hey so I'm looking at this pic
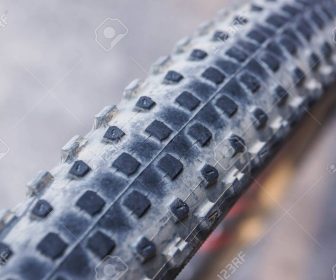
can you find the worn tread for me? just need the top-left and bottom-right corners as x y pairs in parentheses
(1, 0), (336, 279)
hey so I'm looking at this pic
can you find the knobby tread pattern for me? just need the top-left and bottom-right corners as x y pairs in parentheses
(0, 0), (336, 279)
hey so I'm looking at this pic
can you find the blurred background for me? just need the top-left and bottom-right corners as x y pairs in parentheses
(0, 0), (230, 207)
(0, 0), (335, 279)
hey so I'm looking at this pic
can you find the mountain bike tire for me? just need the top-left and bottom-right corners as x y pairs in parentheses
(1, 0), (336, 279)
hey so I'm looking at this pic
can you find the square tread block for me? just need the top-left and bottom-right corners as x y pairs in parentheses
(76, 190), (106, 216)
(229, 135), (246, 157)
(266, 41), (283, 57)
(188, 123), (212, 146)
(226, 47), (248, 63)
(103, 126), (125, 142)
(169, 198), (189, 222)
(215, 95), (238, 117)
(252, 108), (268, 129)
(266, 14), (286, 28)
(292, 67), (306, 87)
(321, 42), (333, 60)
(135, 237), (156, 263)
(237, 40), (259, 54)
(260, 52), (280, 72)
(282, 4), (300, 16)
(311, 10), (325, 29)
(123, 190), (151, 218)
(163, 70), (184, 84)
(87, 231), (115, 259)
(189, 49), (208, 60)
(280, 36), (297, 55)
(274, 86), (289, 106)
(215, 59), (239, 76)
(0, 242), (12, 264)
(37, 233), (68, 260)
(213, 30), (229, 42)
(201, 67), (225, 85)
(251, 4), (263, 12)
(69, 160), (91, 178)
(201, 164), (219, 185)
(135, 96), (156, 111)
(239, 72), (261, 93)
(112, 153), (140, 176)
(145, 120), (172, 141)
(175, 91), (200, 111)
(32, 199), (53, 218)
(283, 28), (301, 44)
(309, 53), (320, 71)
(247, 29), (267, 44)
(157, 154), (183, 180)
(297, 19), (312, 41)
(258, 25), (275, 37)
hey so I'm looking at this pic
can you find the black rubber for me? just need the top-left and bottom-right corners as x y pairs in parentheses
(0, 0), (336, 279)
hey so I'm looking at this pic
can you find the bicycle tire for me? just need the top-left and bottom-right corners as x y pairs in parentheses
(0, 0), (336, 279)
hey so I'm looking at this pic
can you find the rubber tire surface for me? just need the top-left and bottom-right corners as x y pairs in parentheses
(1, 0), (336, 279)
